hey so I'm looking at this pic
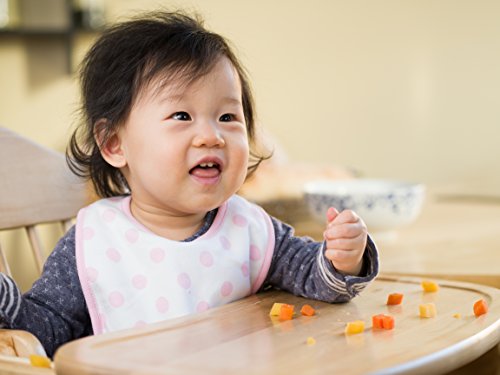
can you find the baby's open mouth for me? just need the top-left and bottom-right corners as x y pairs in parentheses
(189, 162), (221, 178)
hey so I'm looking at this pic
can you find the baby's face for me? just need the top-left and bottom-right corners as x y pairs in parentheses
(115, 57), (249, 216)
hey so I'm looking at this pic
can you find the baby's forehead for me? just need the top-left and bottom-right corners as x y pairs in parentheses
(136, 58), (239, 103)
(134, 71), (194, 104)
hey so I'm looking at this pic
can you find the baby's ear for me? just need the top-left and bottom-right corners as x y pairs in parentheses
(94, 119), (127, 168)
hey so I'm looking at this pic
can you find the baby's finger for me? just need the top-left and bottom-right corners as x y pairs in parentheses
(325, 233), (366, 250)
(326, 207), (339, 223)
(331, 209), (360, 225)
(324, 221), (366, 240)
(324, 248), (362, 264)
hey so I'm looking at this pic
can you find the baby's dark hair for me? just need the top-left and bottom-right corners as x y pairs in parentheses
(67, 11), (268, 198)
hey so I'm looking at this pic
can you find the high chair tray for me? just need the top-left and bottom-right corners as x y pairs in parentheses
(54, 276), (499, 375)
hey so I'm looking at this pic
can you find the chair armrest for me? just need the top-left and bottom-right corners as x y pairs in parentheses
(0, 330), (46, 358)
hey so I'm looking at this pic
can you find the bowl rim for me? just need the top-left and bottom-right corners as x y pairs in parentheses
(303, 178), (426, 196)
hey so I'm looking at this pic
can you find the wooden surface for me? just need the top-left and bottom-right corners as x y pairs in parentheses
(0, 127), (88, 276)
(292, 192), (500, 288)
(54, 276), (500, 375)
(0, 127), (88, 230)
(0, 356), (53, 375)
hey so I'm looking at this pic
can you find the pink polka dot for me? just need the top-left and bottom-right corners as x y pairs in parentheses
(150, 247), (165, 263)
(220, 281), (233, 297)
(102, 208), (116, 222)
(106, 248), (121, 262)
(177, 273), (191, 290)
(232, 214), (248, 227)
(156, 297), (169, 313)
(134, 321), (147, 329)
(125, 228), (139, 243)
(109, 291), (124, 307)
(250, 244), (261, 261)
(83, 227), (94, 240)
(219, 236), (231, 250)
(241, 262), (250, 277)
(196, 301), (210, 313)
(87, 267), (99, 282)
(199, 251), (214, 267)
(132, 274), (148, 289)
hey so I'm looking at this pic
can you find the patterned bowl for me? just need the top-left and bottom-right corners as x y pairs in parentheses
(303, 179), (426, 233)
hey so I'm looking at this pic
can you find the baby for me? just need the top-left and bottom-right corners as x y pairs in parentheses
(0, 11), (378, 357)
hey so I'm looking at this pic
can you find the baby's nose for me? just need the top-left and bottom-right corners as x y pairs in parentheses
(192, 121), (225, 148)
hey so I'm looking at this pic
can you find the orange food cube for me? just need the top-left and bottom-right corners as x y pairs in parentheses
(300, 304), (316, 316)
(382, 315), (395, 329)
(372, 314), (395, 330)
(372, 314), (384, 329)
(345, 320), (365, 334)
(473, 299), (488, 317)
(419, 303), (437, 318)
(269, 303), (284, 316)
(386, 293), (404, 305)
(279, 304), (295, 321)
(29, 354), (51, 368)
(421, 280), (439, 292)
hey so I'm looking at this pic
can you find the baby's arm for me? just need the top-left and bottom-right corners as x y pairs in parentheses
(262, 216), (378, 303)
(0, 227), (92, 357)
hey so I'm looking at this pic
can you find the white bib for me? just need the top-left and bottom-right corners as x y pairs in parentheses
(75, 195), (274, 334)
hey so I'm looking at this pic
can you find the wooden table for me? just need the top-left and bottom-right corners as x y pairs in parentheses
(54, 276), (499, 374)
(293, 191), (500, 288)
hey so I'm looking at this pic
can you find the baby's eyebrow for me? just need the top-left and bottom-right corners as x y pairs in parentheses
(155, 92), (184, 104)
(222, 96), (243, 106)
(155, 93), (242, 107)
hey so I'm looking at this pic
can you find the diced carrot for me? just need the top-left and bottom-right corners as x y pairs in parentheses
(473, 299), (488, 317)
(421, 280), (439, 292)
(269, 303), (284, 316)
(382, 315), (395, 329)
(386, 293), (404, 305)
(419, 303), (437, 318)
(300, 304), (316, 316)
(279, 304), (295, 321)
(372, 314), (395, 330)
(372, 314), (385, 329)
(345, 320), (365, 334)
(29, 355), (51, 368)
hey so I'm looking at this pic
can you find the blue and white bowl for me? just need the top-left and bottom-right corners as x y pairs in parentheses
(303, 179), (426, 233)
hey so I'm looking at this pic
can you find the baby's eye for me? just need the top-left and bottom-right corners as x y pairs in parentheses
(172, 112), (191, 121)
(219, 114), (234, 122)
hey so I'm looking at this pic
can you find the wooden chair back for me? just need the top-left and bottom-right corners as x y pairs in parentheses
(0, 127), (88, 277)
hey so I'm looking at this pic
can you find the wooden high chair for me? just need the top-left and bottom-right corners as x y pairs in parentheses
(0, 127), (88, 374)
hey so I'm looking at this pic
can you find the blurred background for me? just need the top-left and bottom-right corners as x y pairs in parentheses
(1, 0), (500, 289)
(1, 0), (499, 185)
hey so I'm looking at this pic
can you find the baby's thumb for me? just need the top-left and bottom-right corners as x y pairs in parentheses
(326, 207), (339, 223)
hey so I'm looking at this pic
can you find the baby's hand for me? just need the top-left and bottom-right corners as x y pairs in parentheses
(323, 207), (367, 276)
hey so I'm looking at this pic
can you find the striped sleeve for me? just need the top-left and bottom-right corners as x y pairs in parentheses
(316, 237), (378, 298)
(0, 273), (22, 327)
